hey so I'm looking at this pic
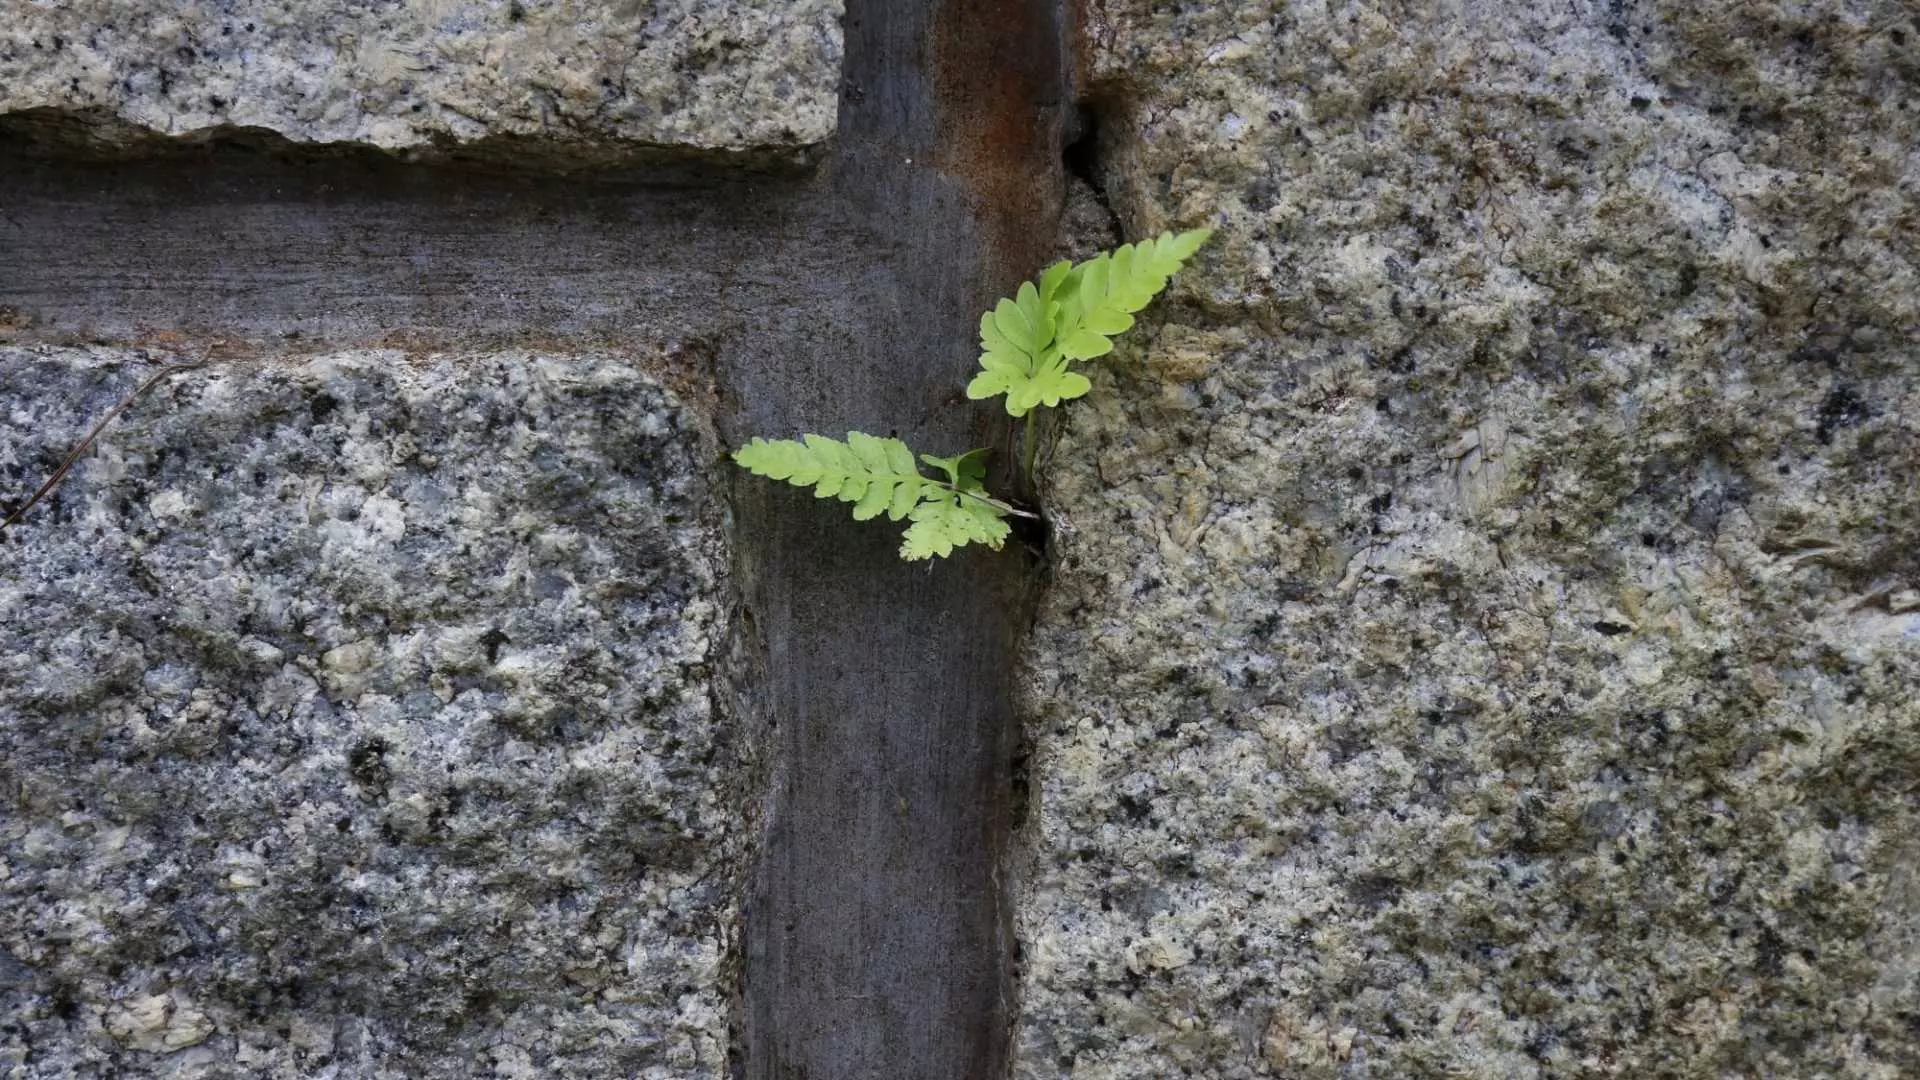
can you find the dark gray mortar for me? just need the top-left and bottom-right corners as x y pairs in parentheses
(1015, 1), (1920, 1077)
(0, 347), (731, 1077)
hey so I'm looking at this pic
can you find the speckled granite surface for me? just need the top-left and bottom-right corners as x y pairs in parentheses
(0, 348), (732, 1077)
(1015, 1), (1920, 1076)
(0, 0), (842, 151)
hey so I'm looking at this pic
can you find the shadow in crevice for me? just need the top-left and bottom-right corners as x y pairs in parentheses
(0, 107), (825, 177)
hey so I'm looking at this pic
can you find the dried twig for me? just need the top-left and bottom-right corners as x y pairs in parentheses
(1, 354), (210, 532)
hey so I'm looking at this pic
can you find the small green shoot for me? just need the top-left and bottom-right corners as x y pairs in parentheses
(733, 229), (1212, 560)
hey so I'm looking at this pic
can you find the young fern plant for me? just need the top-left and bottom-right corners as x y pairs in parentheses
(732, 434), (1024, 560)
(733, 228), (1212, 560)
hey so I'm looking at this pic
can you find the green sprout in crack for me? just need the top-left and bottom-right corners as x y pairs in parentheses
(734, 228), (1212, 560)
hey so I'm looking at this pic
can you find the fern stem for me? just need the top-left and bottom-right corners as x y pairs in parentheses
(1020, 412), (1038, 498)
(945, 481), (1038, 519)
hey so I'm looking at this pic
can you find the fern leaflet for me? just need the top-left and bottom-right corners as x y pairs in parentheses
(902, 491), (1012, 560)
(732, 432), (930, 521)
(1054, 228), (1212, 361)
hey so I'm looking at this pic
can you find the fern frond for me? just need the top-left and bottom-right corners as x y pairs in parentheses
(965, 264), (1103, 417)
(1054, 228), (1212, 361)
(965, 274), (1087, 418)
(900, 490), (1012, 561)
(901, 449), (1014, 559)
(968, 230), (1212, 417)
(733, 432), (929, 521)
(968, 347), (1092, 418)
(735, 433), (1013, 560)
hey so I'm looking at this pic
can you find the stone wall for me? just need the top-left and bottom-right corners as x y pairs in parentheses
(1016, 1), (1920, 1077)
(4, 1), (1919, 1077)
(1, 5), (842, 1072)
(0, 1), (842, 151)
(0, 350), (730, 1077)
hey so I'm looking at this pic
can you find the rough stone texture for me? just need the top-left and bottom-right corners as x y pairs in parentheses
(0, 1), (842, 151)
(1017, 2), (1920, 1077)
(0, 348), (732, 1077)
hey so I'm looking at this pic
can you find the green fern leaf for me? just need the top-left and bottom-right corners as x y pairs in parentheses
(964, 265), (1095, 417)
(733, 432), (928, 521)
(992, 280), (1054, 355)
(736, 434), (1012, 560)
(1055, 228), (1212, 361)
(919, 448), (992, 489)
(968, 348), (1092, 417)
(904, 447), (1012, 559)
(966, 272), (1082, 417)
(968, 230), (1211, 416)
(900, 490), (1012, 561)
